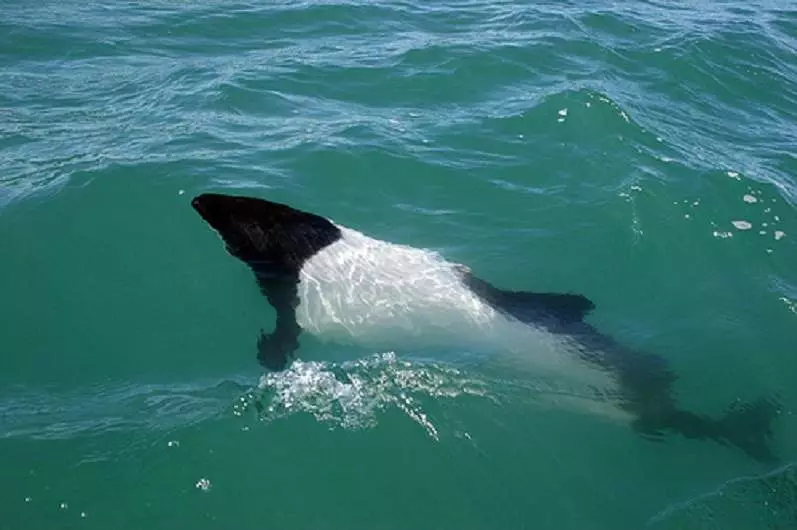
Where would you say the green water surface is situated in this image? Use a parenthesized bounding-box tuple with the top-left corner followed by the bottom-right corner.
(1, 1, 796, 529)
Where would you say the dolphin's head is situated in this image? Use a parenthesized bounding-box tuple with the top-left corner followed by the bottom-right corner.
(191, 193, 341, 275)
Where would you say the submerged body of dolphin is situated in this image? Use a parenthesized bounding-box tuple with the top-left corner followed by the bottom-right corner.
(191, 193, 779, 462)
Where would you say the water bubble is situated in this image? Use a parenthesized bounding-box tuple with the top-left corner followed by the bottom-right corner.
(743, 194, 758, 203)
(195, 478, 211, 492)
(732, 220, 752, 230)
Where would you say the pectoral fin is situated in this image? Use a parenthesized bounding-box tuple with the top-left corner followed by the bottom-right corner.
(255, 274, 301, 371)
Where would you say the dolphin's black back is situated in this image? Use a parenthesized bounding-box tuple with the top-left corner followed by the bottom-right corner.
(191, 193, 342, 277)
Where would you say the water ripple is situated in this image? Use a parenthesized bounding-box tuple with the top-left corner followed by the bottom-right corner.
(0, 377, 249, 441)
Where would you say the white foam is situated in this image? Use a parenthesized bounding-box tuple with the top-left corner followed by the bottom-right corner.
(247, 352, 621, 439)
(781, 297, 797, 314)
(250, 353, 490, 439)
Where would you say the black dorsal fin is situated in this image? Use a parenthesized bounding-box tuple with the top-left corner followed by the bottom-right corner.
(498, 291, 595, 324)
(460, 271, 595, 330)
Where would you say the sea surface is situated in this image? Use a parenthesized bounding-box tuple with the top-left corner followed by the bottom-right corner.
(1, 1, 796, 528)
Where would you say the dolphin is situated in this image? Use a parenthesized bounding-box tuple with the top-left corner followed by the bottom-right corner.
(191, 192, 779, 462)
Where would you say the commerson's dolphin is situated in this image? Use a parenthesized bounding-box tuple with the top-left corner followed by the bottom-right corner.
(191, 193, 779, 462)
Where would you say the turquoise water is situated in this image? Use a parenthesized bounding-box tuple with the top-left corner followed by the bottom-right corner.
(2, 0, 797, 528)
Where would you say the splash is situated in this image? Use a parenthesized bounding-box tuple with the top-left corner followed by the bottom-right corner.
(233, 352, 492, 441)
(780, 297, 797, 315)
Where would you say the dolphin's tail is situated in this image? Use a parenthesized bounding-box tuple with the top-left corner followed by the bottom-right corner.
(714, 397, 780, 463)
(633, 397, 780, 463)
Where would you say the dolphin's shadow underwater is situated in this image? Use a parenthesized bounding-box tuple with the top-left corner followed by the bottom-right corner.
(191, 192, 780, 463)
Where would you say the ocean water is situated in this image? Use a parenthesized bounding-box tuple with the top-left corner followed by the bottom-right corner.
(1, 0, 796, 528)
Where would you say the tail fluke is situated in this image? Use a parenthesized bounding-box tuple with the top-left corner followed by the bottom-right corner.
(633, 396, 781, 463)
(715, 397, 780, 463)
